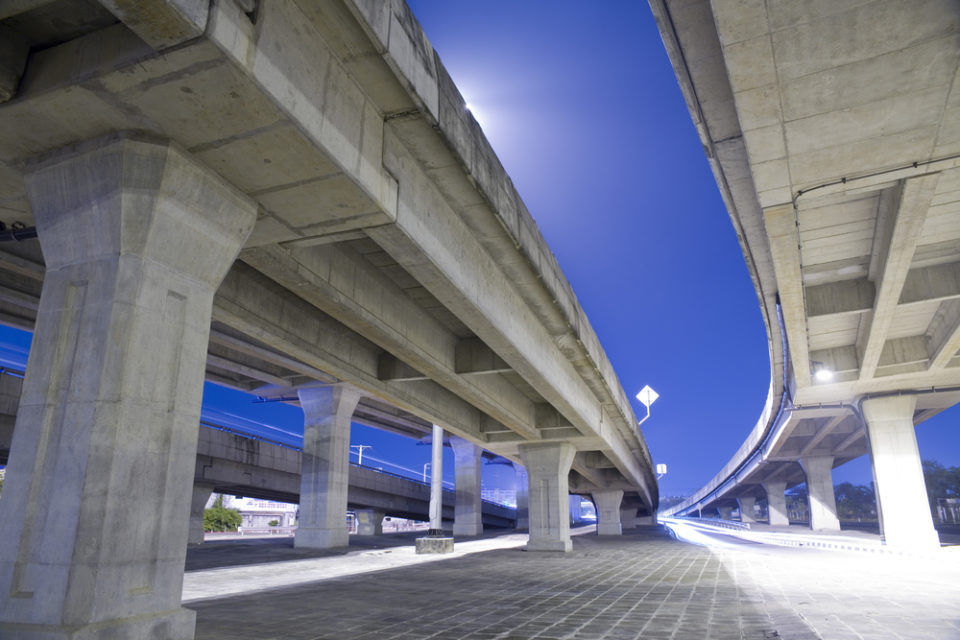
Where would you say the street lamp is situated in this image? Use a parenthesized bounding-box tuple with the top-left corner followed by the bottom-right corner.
(422, 462, 431, 483)
(811, 360, 834, 382)
(636, 384, 659, 426)
(350, 444, 372, 467)
(656, 463, 668, 479)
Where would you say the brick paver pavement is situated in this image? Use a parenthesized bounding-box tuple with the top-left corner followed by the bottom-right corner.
(186, 526, 960, 639)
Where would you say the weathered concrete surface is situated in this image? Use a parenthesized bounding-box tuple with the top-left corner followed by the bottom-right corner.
(451, 436, 483, 537)
(521, 442, 576, 552)
(651, 0, 960, 535)
(0, 134, 256, 639)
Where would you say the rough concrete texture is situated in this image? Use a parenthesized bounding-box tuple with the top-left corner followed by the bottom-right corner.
(451, 436, 484, 537)
(799, 456, 841, 532)
(763, 481, 789, 527)
(737, 496, 756, 523)
(0, 134, 255, 639)
(415, 536, 454, 555)
(189, 484, 216, 546)
(592, 489, 624, 536)
(863, 395, 941, 548)
(515, 463, 530, 530)
(520, 442, 576, 552)
(354, 509, 386, 536)
(295, 385, 361, 550)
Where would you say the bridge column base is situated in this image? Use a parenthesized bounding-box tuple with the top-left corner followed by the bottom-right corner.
(738, 496, 756, 523)
(519, 442, 575, 552)
(863, 396, 940, 549)
(451, 437, 483, 537)
(188, 483, 217, 545)
(620, 507, 638, 529)
(763, 481, 789, 526)
(800, 456, 841, 531)
(0, 134, 255, 639)
(513, 463, 529, 530)
(718, 506, 734, 521)
(592, 489, 624, 535)
(0, 606, 196, 640)
(295, 384, 361, 550)
(355, 509, 385, 536)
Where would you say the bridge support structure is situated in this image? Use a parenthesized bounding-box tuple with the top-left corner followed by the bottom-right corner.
(451, 437, 483, 537)
(189, 483, 217, 546)
(737, 496, 757, 523)
(763, 481, 789, 526)
(295, 384, 361, 549)
(800, 456, 840, 532)
(718, 506, 734, 521)
(520, 442, 575, 552)
(513, 463, 529, 530)
(354, 509, 386, 536)
(592, 489, 624, 536)
(620, 506, 639, 529)
(0, 134, 255, 640)
(863, 395, 940, 548)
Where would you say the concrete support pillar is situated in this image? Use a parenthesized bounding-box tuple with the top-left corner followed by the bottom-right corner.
(636, 515, 656, 525)
(592, 490, 624, 536)
(519, 442, 575, 552)
(451, 437, 483, 537)
(718, 506, 734, 521)
(863, 395, 940, 548)
(295, 384, 361, 549)
(0, 133, 255, 640)
(763, 481, 789, 526)
(620, 507, 639, 529)
(738, 496, 756, 523)
(800, 456, 841, 531)
(513, 463, 529, 530)
(188, 483, 217, 546)
(354, 509, 385, 536)
(429, 424, 444, 535)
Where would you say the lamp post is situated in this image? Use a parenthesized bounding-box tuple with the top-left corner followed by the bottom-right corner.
(422, 462, 431, 483)
(636, 384, 659, 426)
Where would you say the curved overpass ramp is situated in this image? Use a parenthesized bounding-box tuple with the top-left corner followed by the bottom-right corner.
(651, 0, 960, 549)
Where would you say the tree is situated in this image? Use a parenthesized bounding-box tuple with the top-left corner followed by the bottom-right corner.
(268, 519, 279, 527)
(834, 482, 876, 521)
(923, 459, 960, 522)
(203, 494, 242, 532)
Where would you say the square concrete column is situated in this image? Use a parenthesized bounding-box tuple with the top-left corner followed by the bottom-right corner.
(863, 395, 940, 548)
(188, 483, 217, 546)
(519, 442, 575, 552)
(737, 496, 756, 523)
(763, 481, 789, 526)
(513, 463, 529, 530)
(0, 133, 256, 640)
(451, 437, 483, 537)
(354, 509, 385, 536)
(620, 506, 639, 529)
(800, 456, 841, 531)
(592, 489, 624, 535)
(718, 506, 734, 520)
(295, 384, 361, 549)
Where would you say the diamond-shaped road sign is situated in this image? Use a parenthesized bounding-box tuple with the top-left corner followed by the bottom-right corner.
(636, 385, 659, 408)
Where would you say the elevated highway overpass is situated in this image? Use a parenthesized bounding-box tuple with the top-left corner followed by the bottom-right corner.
(0, 2, 657, 638)
(651, 0, 960, 548)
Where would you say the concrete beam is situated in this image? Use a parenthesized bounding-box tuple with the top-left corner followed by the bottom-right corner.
(208, 328, 337, 384)
(455, 338, 511, 375)
(378, 352, 429, 382)
(928, 300, 960, 370)
(205, 353, 291, 388)
(858, 176, 939, 379)
(212, 263, 489, 445)
(0, 26, 28, 103)
(764, 203, 811, 386)
(806, 278, 875, 318)
(798, 414, 849, 457)
(241, 243, 542, 443)
(96, 0, 209, 51)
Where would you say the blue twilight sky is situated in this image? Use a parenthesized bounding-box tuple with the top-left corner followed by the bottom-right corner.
(0, 2, 957, 499)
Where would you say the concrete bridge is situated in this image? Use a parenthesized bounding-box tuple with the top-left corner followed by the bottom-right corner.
(651, 0, 960, 548)
(0, 1, 658, 637)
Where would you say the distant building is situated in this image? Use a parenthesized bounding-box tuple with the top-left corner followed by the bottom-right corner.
(208, 494, 297, 529)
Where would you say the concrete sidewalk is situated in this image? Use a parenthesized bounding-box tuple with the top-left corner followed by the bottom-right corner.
(184, 526, 960, 639)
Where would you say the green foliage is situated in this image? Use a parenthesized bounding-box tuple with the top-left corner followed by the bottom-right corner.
(268, 519, 279, 527)
(785, 486, 808, 521)
(203, 494, 242, 532)
(922, 459, 960, 522)
(835, 482, 876, 521)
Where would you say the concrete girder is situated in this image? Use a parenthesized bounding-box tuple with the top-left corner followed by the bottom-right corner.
(241, 242, 542, 443)
(212, 263, 491, 446)
(797, 414, 848, 458)
(858, 175, 940, 380)
(764, 203, 812, 387)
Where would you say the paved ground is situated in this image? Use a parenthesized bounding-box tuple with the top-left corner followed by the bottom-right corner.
(182, 524, 960, 639)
